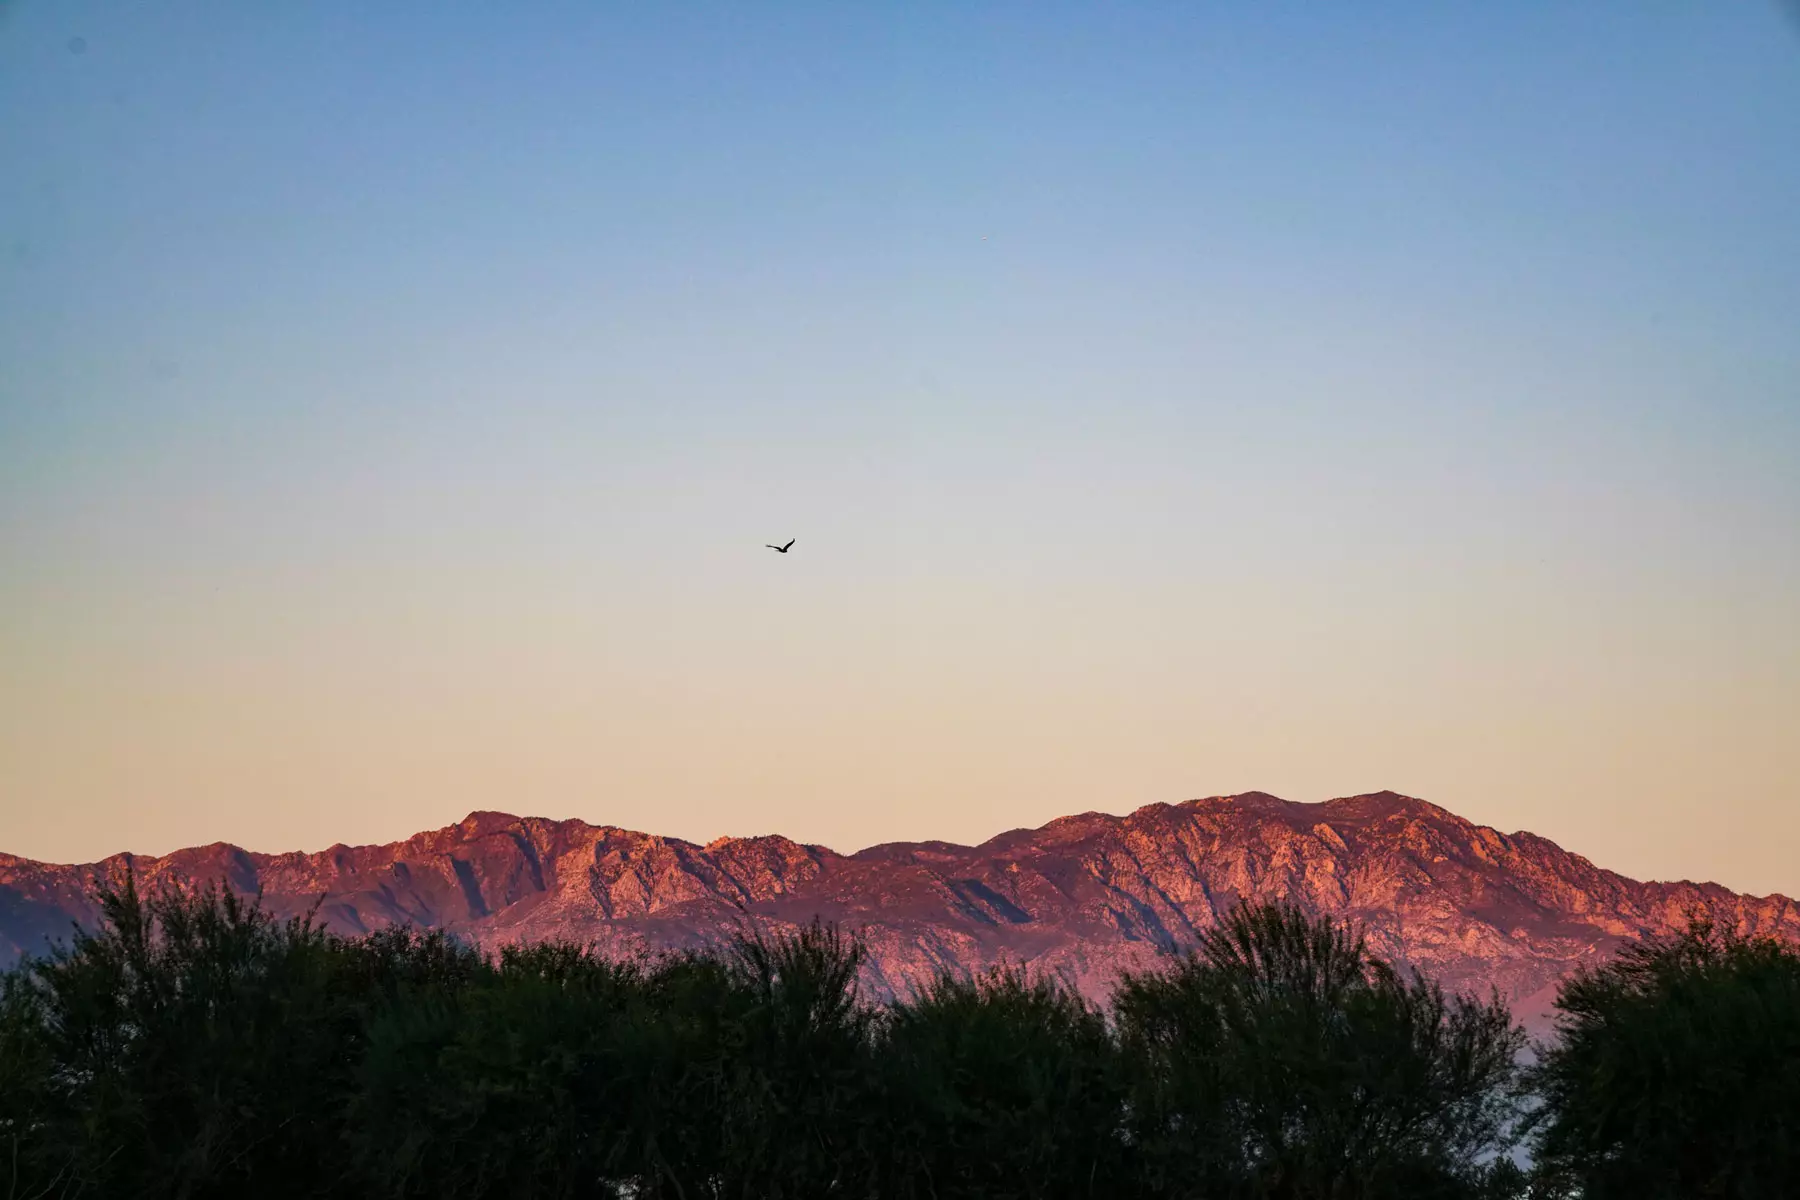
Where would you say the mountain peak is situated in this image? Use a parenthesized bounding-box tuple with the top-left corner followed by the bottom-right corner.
(456, 810, 526, 834)
(1319, 790, 1465, 820)
(2, 795, 1795, 1036)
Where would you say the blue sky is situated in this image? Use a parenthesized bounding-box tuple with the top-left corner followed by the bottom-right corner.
(2, 2, 1797, 893)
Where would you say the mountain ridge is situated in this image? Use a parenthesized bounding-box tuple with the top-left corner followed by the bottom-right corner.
(4, 791, 1796, 1032)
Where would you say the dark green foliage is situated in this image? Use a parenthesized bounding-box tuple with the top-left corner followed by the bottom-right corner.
(713, 919, 881, 1197)
(0, 871, 367, 1198)
(352, 945, 652, 1197)
(875, 964, 1124, 1199)
(1527, 915, 1800, 1198)
(0, 960, 57, 1197)
(1113, 902, 1528, 1199)
(14, 876, 1785, 1198)
(353, 921, 884, 1199)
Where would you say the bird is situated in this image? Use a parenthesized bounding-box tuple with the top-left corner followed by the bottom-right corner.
(765, 538, 795, 553)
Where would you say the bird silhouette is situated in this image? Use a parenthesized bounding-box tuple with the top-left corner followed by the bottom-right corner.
(765, 538, 795, 553)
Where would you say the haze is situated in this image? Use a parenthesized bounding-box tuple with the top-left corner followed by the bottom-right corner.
(2, 3, 1796, 896)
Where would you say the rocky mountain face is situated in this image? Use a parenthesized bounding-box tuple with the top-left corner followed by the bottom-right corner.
(4, 792, 1796, 1032)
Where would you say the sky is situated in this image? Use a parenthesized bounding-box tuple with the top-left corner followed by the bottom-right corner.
(2, 2, 1797, 895)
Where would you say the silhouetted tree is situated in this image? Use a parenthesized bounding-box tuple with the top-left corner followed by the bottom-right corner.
(352, 918, 882, 1199)
(0, 879, 1568, 1198)
(1527, 915, 1800, 1198)
(875, 963, 1125, 1200)
(712, 918, 882, 1198)
(351, 941, 684, 1198)
(1114, 901, 1527, 1199)
(2, 871, 358, 1199)
(0, 953, 58, 1198)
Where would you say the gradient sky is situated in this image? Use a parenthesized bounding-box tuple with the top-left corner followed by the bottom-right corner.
(2, 2, 1797, 895)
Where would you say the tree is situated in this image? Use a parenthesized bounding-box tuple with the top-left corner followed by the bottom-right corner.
(0, 874, 1554, 1199)
(876, 963, 1125, 1199)
(1527, 915, 1800, 1198)
(351, 940, 696, 1199)
(4, 871, 360, 1199)
(353, 919, 883, 1199)
(0, 956, 60, 1199)
(1114, 901, 1527, 1199)
(712, 918, 882, 1198)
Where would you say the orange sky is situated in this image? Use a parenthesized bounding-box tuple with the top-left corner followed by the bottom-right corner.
(3, 4, 1797, 895)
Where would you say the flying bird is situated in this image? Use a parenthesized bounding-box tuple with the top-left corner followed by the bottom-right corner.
(766, 538, 795, 553)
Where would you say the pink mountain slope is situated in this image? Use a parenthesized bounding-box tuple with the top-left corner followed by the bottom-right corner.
(4, 792, 1795, 1033)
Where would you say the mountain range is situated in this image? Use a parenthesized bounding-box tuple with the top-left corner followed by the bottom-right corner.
(4, 791, 1796, 1032)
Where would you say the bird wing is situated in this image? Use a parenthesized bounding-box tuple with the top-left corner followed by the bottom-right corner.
(782, 539, 795, 550)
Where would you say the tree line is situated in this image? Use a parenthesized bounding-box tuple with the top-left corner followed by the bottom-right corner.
(1, 874, 1795, 1199)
